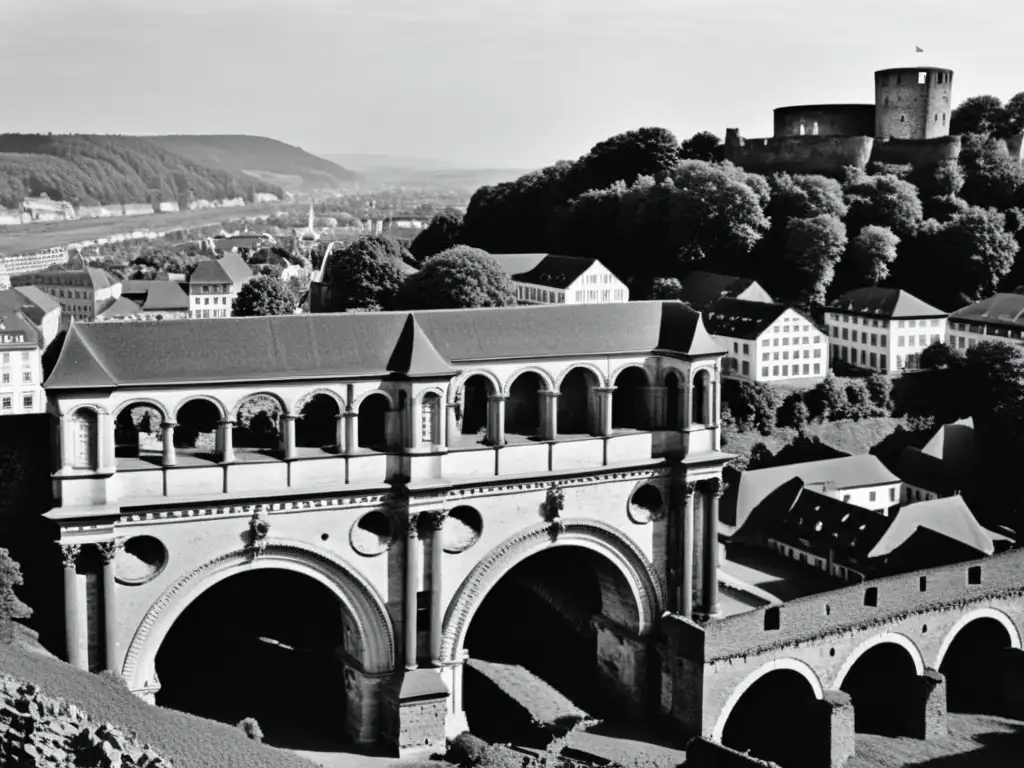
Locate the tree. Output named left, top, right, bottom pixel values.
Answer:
left=568, top=127, right=682, bottom=197
left=649, top=277, right=686, bottom=301
left=284, top=271, right=312, bottom=304
left=769, top=172, right=848, bottom=222
left=784, top=214, right=848, bottom=303
left=957, top=133, right=1024, bottom=211
left=805, top=374, right=850, bottom=422
left=919, top=340, right=965, bottom=370
left=679, top=131, right=721, bottom=162
left=748, top=442, right=775, bottom=470
left=721, top=379, right=781, bottom=435
left=1004, top=91, right=1024, bottom=139
left=395, top=247, right=517, bottom=310
left=844, top=378, right=877, bottom=420
left=322, top=237, right=411, bottom=311
left=231, top=275, right=297, bottom=317
left=849, top=225, right=900, bottom=285
left=929, top=206, right=1019, bottom=305
left=844, top=171, right=924, bottom=240
left=410, top=210, right=464, bottom=261
left=950, top=95, right=1009, bottom=138
left=0, top=548, right=31, bottom=644
left=865, top=372, right=894, bottom=413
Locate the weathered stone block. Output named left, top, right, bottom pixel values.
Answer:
left=910, top=668, right=947, bottom=740
left=685, top=736, right=781, bottom=768
left=380, top=669, right=449, bottom=758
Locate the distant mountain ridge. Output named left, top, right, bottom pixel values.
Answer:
left=144, top=135, right=361, bottom=191
left=324, top=153, right=461, bottom=172
left=0, top=133, right=285, bottom=210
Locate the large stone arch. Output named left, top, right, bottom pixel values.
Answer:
left=230, top=391, right=289, bottom=418
left=121, top=539, right=396, bottom=696
left=352, top=389, right=396, bottom=411
left=711, top=658, right=825, bottom=742
left=832, top=631, right=925, bottom=689
left=294, top=387, right=346, bottom=414
left=610, top=363, right=653, bottom=387
left=501, top=366, right=556, bottom=397
left=439, top=519, right=662, bottom=663
left=554, top=363, right=607, bottom=391
left=171, top=394, right=228, bottom=422
left=448, top=369, right=502, bottom=405
left=934, top=607, right=1022, bottom=670
left=111, top=399, right=170, bottom=424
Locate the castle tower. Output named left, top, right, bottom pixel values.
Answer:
left=874, top=66, right=954, bottom=140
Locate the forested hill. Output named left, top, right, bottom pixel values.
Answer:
left=0, top=134, right=286, bottom=209
left=144, top=135, right=361, bottom=191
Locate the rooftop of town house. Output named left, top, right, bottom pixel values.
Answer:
left=949, top=292, right=1024, bottom=329
left=10, top=266, right=119, bottom=292
left=189, top=252, right=253, bottom=286
left=701, top=298, right=811, bottom=340
left=677, top=271, right=774, bottom=308
left=867, top=495, right=1006, bottom=559
left=0, top=307, right=41, bottom=347
left=895, top=416, right=976, bottom=495
left=828, top=287, right=947, bottom=319
left=95, top=297, right=145, bottom=321
left=7, top=285, right=61, bottom=316
left=44, top=299, right=725, bottom=391
left=123, top=281, right=189, bottom=312
left=489, top=253, right=606, bottom=290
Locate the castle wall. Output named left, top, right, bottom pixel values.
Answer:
left=773, top=105, right=875, bottom=138
left=875, top=68, right=954, bottom=140
left=869, top=135, right=962, bottom=167
left=724, top=135, right=874, bottom=176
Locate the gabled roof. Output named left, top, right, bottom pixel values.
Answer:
left=678, top=271, right=774, bottom=308
left=118, top=281, right=189, bottom=311
left=11, top=285, right=60, bottom=315
left=897, top=416, right=977, bottom=495
left=188, top=259, right=232, bottom=285
left=96, top=297, right=144, bottom=320
left=44, top=300, right=724, bottom=390
left=949, top=293, right=1024, bottom=329
left=829, top=288, right=946, bottom=319
left=732, top=454, right=900, bottom=530
left=867, top=496, right=995, bottom=558
left=217, top=252, right=254, bottom=285
left=493, top=254, right=602, bottom=290
left=387, top=315, right=457, bottom=377
left=702, top=299, right=796, bottom=340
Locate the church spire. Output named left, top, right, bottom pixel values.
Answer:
left=307, top=202, right=315, bottom=233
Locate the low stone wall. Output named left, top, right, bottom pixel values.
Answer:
left=0, top=675, right=171, bottom=767
left=685, top=737, right=781, bottom=768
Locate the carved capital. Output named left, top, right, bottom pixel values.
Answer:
left=406, top=513, right=421, bottom=539
left=161, top=421, right=177, bottom=431
left=96, top=539, right=122, bottom=565
left=682, top=481, right=699, bottom=499
left=418, top=509, right=448, bottom=534
left=705, top=478, right=726, bottom=499
left=218, top=419, right=237, bottom=428
left=60, top=543, right=81, bottom=568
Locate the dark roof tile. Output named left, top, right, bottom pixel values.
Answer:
left=949, top=293, right=1024, bottom=329
left=702, top=299, right=794, bottom=340
left=678, top=271, right=774, bottom=308
left=829, top=288, right=946, bottom=319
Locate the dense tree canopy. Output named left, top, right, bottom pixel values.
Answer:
left=231, top=275, right=297, bottom=317
left=395, top=246, right=517, bottom=310
left=784, top=214, right=848, bottom=303
left=322, top=236, right=410, bottom=311
left=849, top=225, right=900, bottom=286
left=410, top=210, right=464, bottom=261
left=843, top=171, right=924, bottom=240
left=951, top=95, right=1013, bottom=138
left=679, top=131, right=722, bottom=162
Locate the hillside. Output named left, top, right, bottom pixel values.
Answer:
left=0, top=134, right=284, bottom=209
left=148, top=135, right=361, bottom=192
left=322, top=154, right=530, bottom=189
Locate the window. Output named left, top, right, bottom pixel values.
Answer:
left=772, top=366, right=779, bottom=376
left=870, top=333, right=877, bottom=346
left=813, top=363, right=820, bottom=374
left=71, top=408, right=98, bottom=470
left=861, top=332, right=868, bottom=343
left=22, top=395, right=32, bottom=410
left=864, top=586, right=878, bottom=607
left=880, top=354, right=887, bottom=369
left=880, top=335, right=887, bottom=345
left=21, top=372, right=31, bottom=384
left=869, top=490, right=877, bottom=502
left=782, top=365, right=789, bottom=376
left=1, top=374, right=7, bottom=385
left=741, top=361, right=749, bottom=376
left=764, top=606, right=780, bottom=631
left=0, top=396, right=10, bottom=410
left=919, top=576, right=927, bottom=592
left=842, top=328, right=848, bottom=340
left=843, top=494, right=851, bottom=502
left=869, top=352, right=877, bottom=368
left=420, top=392, right=440, bottom=444
left=812, top=121, right=819, bottom=135
left=761, top=367, right=768, bottom=377
left=918, top=71, right=927, bottom=84
left=743, top=343, right=749, bottom=355
left=803, top=364, right=809, bottom=375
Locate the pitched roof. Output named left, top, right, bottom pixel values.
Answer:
left=44, top=300, right=724, bottom=390
left=188, top=259, right=232, bottom=285
left=11, top=267, right=118, bottom=292
left=949, top=293, right=1024, bottom=329
left=386, top=315, right=456, bottom=377
left=732, top=454, right=900, bottom=530
left=702, top=299, right=791, bottom=340
left=896, top=416, right=977, bottom=495
left=217, top=252, right=254, bottom=285
left=867, top=496, right=995, bottom=558
left=492, top=254, right=600, bottom=290
left=11, top=285, right=60, bottom=315
left=829, top=288, right=946, bottom=319
left=118, top=281, right=189, bottom=311
left=95, top=297, right=144, bottom=320
left=678, top=271, right=774, bottom=308
left=0, top=307, right=40, bottom=347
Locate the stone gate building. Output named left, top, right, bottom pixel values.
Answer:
left=43, top=300, right=731, bottom=754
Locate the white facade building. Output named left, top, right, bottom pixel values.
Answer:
left=491, top=254, right=629, bottom=305
left=0, top=287, right=58, bottom=415
left=947, top=293, right=1024, bottom=352
left=825, top=288, right=947, bottom=373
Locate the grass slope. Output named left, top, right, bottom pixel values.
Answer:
left=0, top=641, right=316, bottom=768
left=148, top=136, right=361, bottom=191
left=723, top=416, right=905, bottom=464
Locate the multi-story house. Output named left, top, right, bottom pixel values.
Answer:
left=702, top=299, right=828, bottom=383
left=186, top=253, right=254, bottom=318
left=824, top=288, right=947, bottom=373
left=676, top=271, right=775, bottom=309
left=947, top=293, right=1024, bottom=351
left=490, top=254, right=629, bottom=304
left=0, top=246, right=70, bottom=281
left=0, top=286, right=59, bottom=415
left=117, top=280, right=191, bottom=320
left=10, top=267, right=121, bottom=331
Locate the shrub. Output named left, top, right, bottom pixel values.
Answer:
left=805, top=374, right=850, bottom=421
left=844, top=378, right=877, bottom=420
left=449, top=732, right=490, bottom=766
left=237, top=717, right=263, bottom=742
left=721, top=379, right=780, bottom=435
left=97, top=669, right=129, bottom=690
left=777, top=391, right=809, bottom=429
left=865, top=372, right=893, bottom=413
left=0, top=548, right=32, bottom=644
left=748, top=442, right=775, bottom=470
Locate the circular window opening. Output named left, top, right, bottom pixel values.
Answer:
left=443, top=506, right=483, bottom=554
left=350, top=511, right=394, bottom=557
left=628, top=484, right=664, bottom=524
left=115, top=536, right=169, bottom=585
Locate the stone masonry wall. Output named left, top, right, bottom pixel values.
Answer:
left=0, top=675, right=171, bottom=767
left=686, top=737, right=781, bottom=768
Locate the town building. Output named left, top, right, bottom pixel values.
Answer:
left=825, top=287, right=947, bottom=373
left=186, top=253, right=254, bottom=318
left=212, top=233, right=276, bottom=256
left=895, top=416, right=977, bottom=503
left=676, top=271, right=774, bottom=309
left=947, top=293, right=1024, bottom=351
left=117, top=281, right=191, bottom=320
left=0, top=287, right=59, bottom=415
left=0, top=246, right=70, bottom=281
left=702, top=299, right=828, bottom=383
left=10, top=267, right=122, bottom=331
left=490, top=254, right=629, bottom=304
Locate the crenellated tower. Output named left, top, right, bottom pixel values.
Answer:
left=875, top=66, right=954, bottom=140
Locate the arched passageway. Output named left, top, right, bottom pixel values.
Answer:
left=114, top=403, right=163, bottom=460
left=692, top=370, right=710, bottom=426
left=458, top=375, right=493, bottom=441
left=155, top=569, right=348, bottom=749
left=721, top=669, right=822, bottom=768
left=296, top=393, right=341, bottom=450
left=175, top=399, right=221, bottom=456
left=461, top=546, right=642, bottom=743
left=940, top=618, right=1016, bottom=714
left=612, top=368, right=647, bottom=430
left=234, top=395, right=282, bottom=452
left=505, top=372, right=543, bottom=439
left=840, top=642, right=920, bottom=736
left=557, top=368, right=597, bottom=436
left=357, top=394, right=389, bottom=451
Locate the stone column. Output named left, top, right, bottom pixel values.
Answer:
left=814, top=691, right=856, bottom=768
left=161, top=422, right=176, bottom=467
left=595, top=387, right=615, bottom=437
left=698, top=479, right=722, bottom=620
left=97, top=539, right=121, bottom=672
left=344, top=410, right=358, bottom=455
left=909, top=668, right=947, bottom=740
left=681, top=482, right=697, bottom=619
left=681, top=380, right=692, bottom=430
left=487, top=395, right=506, bottom=446
left=334, top=413, right=345, bottom=453
left=281, top=414, right=297, bottom=459
left=422, top=510, right=447, bottom=664
left=538, top=390, right=558, bottom=440
left=219, top=420, right=235, bottom=463
left=445, top=403, right=459, bottom=448
left=60, top=544, right=84, bottom=670
left=97, top=411, right=115, bottom=473
left=404, top=516, right=421, bottom=670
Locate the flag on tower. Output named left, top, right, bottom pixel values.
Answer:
left=916, top=46, right=924, bottom=53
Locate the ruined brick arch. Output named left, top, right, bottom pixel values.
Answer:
left=934, top=607, right=1022, bottom=670
left=609, top=363, right=654, bottom=387
left=229, top=391, right=290, bottom=419
left=447, top=369, right=502, bottom=405
left=831, top=631, right=926, bottom=689
left=554, top=363, right=608, bottom=391
left=294, top=388, right=346, bottom=415
left=111, top=399, right=170, bottom=424
left=121, top=539, right=396, bottom=697
left=351, top=389, right=396, bottom=412
left=170, top=395, right=227, bottom=422
left=711, top=658, right=825, bottom=742
left=502, top=366, right=556, bottom=397
left=438, top=519, right=663, bottom=663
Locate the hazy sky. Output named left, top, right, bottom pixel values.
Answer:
left=3, top=0, right=1022, bottom=169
